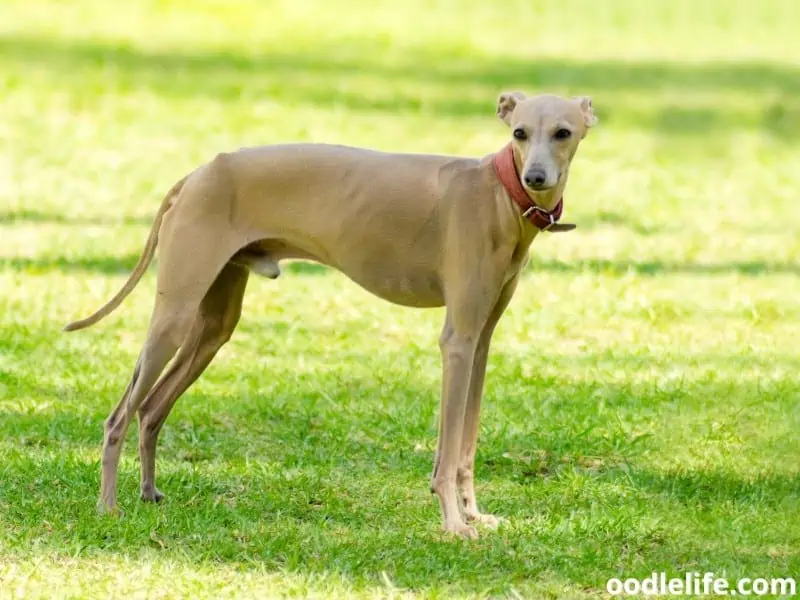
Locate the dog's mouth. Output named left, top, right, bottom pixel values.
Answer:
left=521, top=173, right=560, bottom=192
left=522, top=181, right=556, bottom=192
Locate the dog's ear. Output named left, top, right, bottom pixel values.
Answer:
left=497, top=91, right=525, bottom=125
left=574, top=96, right=597, bottom=135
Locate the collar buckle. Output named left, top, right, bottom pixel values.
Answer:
left=521, top=205, right=556, bottom=230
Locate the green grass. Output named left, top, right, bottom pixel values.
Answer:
left=1, top=0, right=799, bottom=597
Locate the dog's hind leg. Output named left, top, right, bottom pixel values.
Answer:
left=98, top=215, right=245, bottom=514
left=136, top=262, right=249, bottom=503
left=98, top=300, right=194, bottom=514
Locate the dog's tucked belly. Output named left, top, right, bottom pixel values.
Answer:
left=342, top=266, right=444, bottom=308
left=233, top=241, right=445, bottom=308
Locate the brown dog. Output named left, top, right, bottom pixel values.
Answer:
left=66, top=92, right=596, bottom=538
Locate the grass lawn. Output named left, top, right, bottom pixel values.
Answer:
left=1, top=0, right=799, bottom=597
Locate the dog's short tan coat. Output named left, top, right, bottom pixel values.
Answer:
left=67, top=92, right=596, bottom=537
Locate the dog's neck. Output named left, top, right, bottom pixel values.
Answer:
left=492, top=143, right=574, bottom=233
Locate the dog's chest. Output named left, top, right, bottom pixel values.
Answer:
left=503, top=249, right=530, bottom=284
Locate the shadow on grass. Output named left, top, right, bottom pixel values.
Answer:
left=4, top=254, right=799, bottom=277
left=525, top=259, right=800, bottom=276
left=1, top=255, right=332, bottom=275
left=631, top=468, right=800, bottom=506
left=0, top=209, right=153, bottom=226
left=283, top=262, right=329, bottom=276
left=0, top=34, right=798, bottom=136
left=2, top=255, right=144, bottom=274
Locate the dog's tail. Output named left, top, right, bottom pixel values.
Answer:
left=63, top=175, right=189, bottom=332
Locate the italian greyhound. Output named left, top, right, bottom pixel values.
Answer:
left=65, top=92, right=596, bottom=538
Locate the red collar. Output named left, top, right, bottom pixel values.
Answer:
left=491, top=143, right=564, bottom=230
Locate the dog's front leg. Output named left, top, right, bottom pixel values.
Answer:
left=431, top=316, right=480, bottom=538
left=457, top=274, right=520, bottom=527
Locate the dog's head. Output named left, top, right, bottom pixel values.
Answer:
left=496, top=92, right=596, bottom=199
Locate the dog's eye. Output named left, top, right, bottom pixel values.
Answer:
left=553, top=128, right=572, bottom=140
left=512, top=128, right=527, bottom=140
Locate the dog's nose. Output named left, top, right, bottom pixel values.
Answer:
left=523, top=167, right=548, bottom=190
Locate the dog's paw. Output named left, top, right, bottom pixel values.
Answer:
left=140, top=488, right=165, bottom=503
left=97, top=500, right=124, bottom=517
left=444, top=522, right=478, bottom=539
left=465, top=512, right=504, bottom=529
